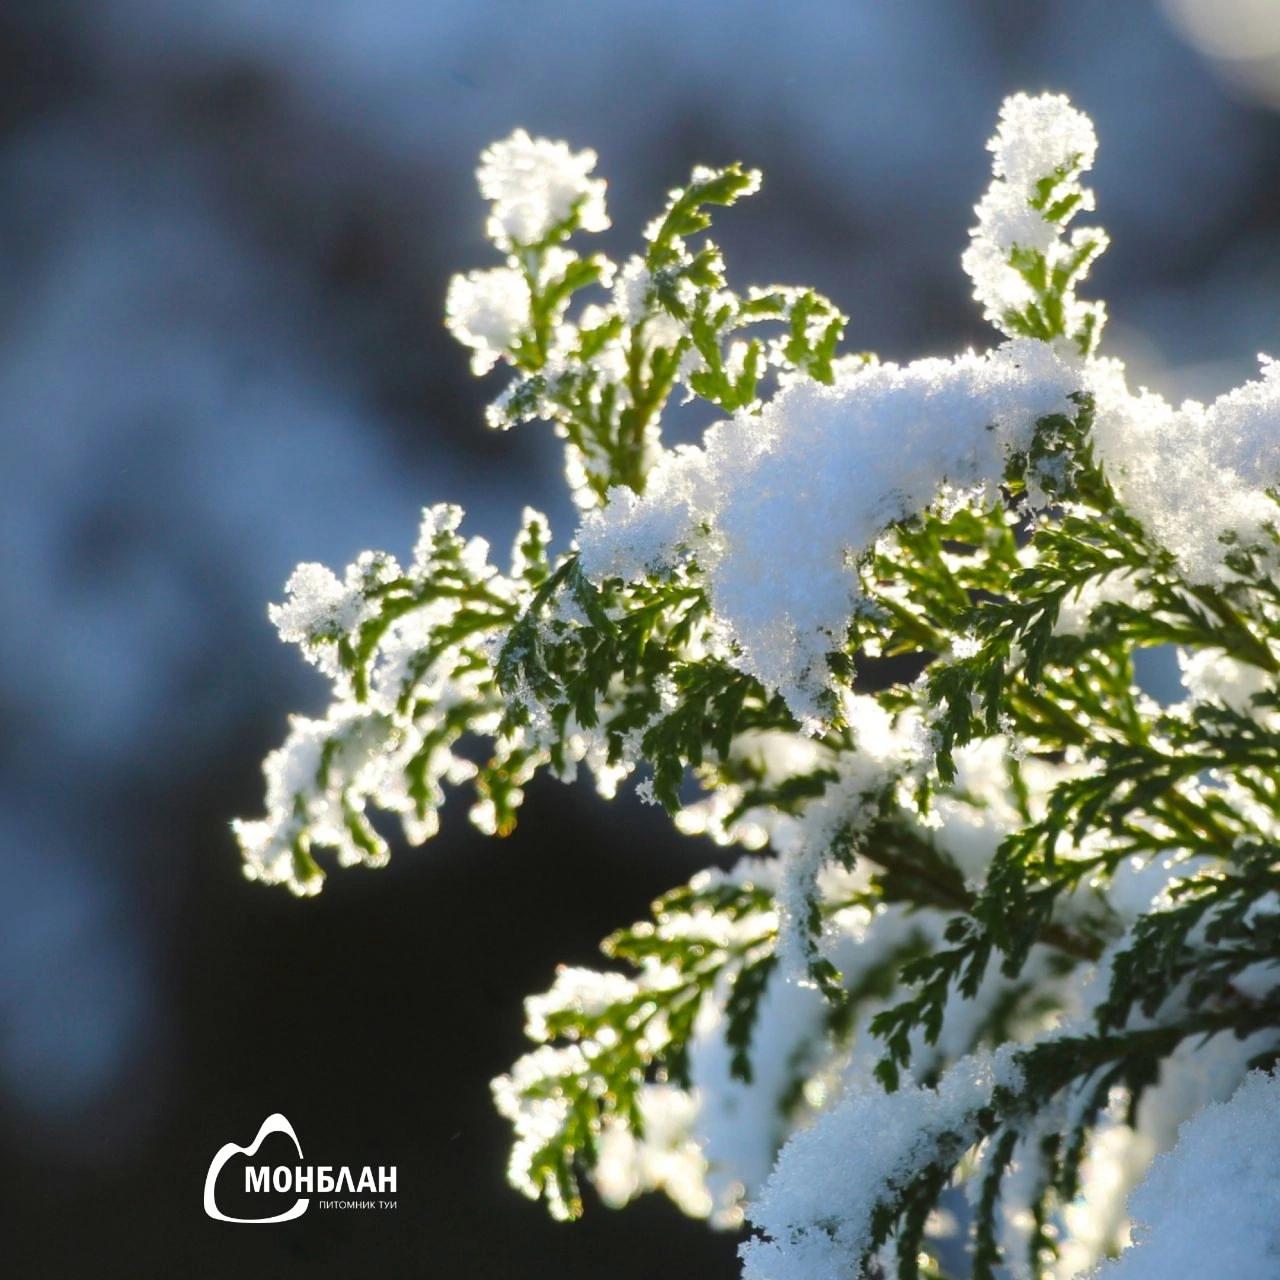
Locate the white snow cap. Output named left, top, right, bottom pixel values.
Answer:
left=579, top=338, right=1080, bottom=718
left=741, top=1049, right=1022, bottom=1280
left=1091, top=1069, right=1280, bottom=1280
left=1090, top=355, right=1280, bottom=584
left=986, top=92, right=1097, bottom=192
left=445, top=266, right=531, bottom=374
left=477, top=128, right=609, bottom=248
left=963, top=93, right=1103, bottom=341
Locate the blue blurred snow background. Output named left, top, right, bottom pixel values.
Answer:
left=2, top=1, right=1279, bottom=1272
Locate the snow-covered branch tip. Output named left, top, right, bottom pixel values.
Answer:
left=236, top=94, right=1280, bottom=1279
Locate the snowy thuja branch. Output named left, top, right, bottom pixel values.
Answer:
left=238, top=95, right=1280, bottom=1280
left=493, top=850, right=1035, bottom=1228
left=235, top=140, right=847, bottom=892
left=962, top=92, right=1108, bottom=356
left=745, top=1008, right=1280, bottom=1280
left=493, top=868, right=781, bottom=1222
left=449, top=133, right=847, bottom=506
left=231, top=505, right=555, bottom=893
left=868, top=397, right=1280, bottom=1087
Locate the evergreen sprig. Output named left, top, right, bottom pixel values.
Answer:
left=238, top=100, right=1280, bottom=1278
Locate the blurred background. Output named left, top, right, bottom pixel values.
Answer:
left=3, top=1, right=1279, bottom=1274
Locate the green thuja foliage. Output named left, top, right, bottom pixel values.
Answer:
left=238, top=98, right=1280, bottom=1278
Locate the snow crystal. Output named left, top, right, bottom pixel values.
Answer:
left=477, top=129, right=609, bottom=248
left=579, top=338, right=1080, bottom=717
left=1092, top=1070, right=1280, bottom=1280
left=445, top=266, right=531, bottom=374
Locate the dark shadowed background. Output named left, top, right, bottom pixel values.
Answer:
left=4, top=1, right=1280, bottom=1275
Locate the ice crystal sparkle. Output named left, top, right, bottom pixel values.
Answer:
left=237, top=94, right=1280, bottom=1280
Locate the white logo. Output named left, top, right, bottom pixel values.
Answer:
left=204, top=1113, right=397, bottom=1223
left=204, top=1113, right=309, bottom=1224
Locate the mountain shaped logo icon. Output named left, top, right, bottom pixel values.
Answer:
left=203, top=1113, right=309, bottom=1224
